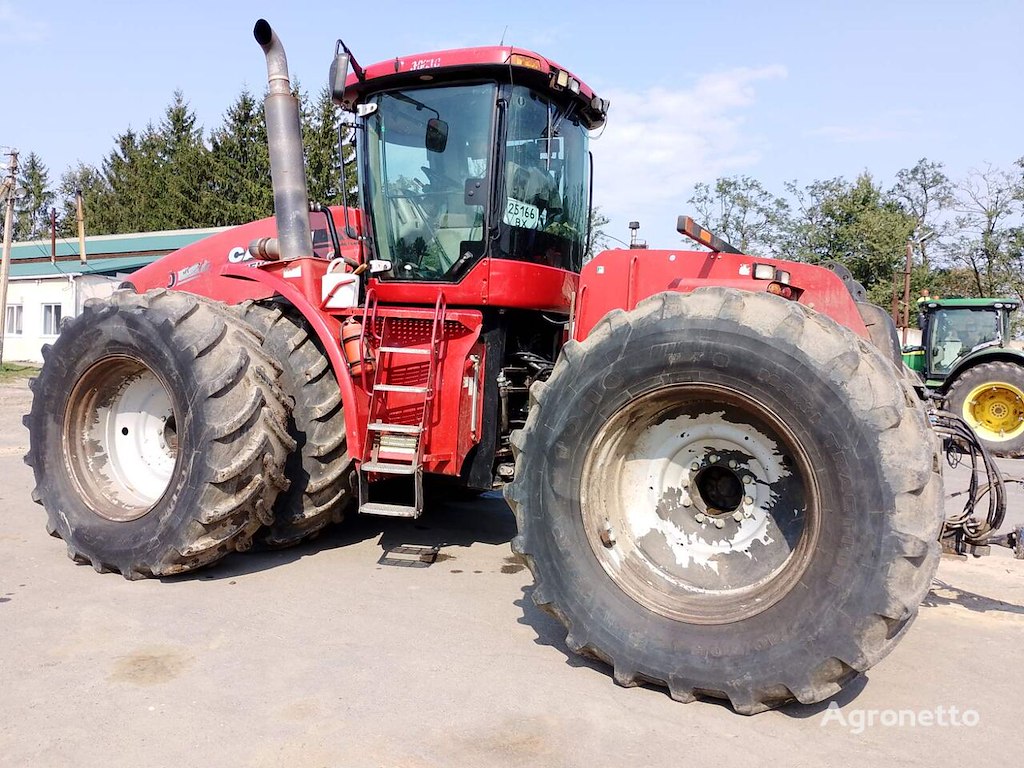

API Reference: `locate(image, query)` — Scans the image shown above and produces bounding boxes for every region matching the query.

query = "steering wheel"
[420,165,465,194]
[386,183,446,275]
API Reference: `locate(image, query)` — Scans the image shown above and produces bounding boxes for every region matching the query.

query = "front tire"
[25,289,294,578]
[946,361,1024,457]
[505,288,943,713]
[236,302,355,547]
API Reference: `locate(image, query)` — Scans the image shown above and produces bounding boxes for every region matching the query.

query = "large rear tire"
[946,361,1024,457]
[505,288,943,713]
[236,302,355,547]
[24,289,294,578]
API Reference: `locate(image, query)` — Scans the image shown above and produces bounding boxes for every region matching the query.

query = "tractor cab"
[906,298,1018,384]
[338,46,608,305]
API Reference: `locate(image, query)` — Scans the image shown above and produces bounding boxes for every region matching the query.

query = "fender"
[574,248,870,342]
[125,208,368,458]
[938,348,1024,393]
[219,260,365,460]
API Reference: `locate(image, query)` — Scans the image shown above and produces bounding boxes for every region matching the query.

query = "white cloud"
[805,108,928,145]
[0,1,47,43]
[590,65,786,245]
[806,125,909,143]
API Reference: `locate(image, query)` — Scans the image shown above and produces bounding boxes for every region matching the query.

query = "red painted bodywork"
[126,206,489,475]
[574,248,869,342]
[123,205,869,480]
[369,258,576,312]
[359,306,484,473]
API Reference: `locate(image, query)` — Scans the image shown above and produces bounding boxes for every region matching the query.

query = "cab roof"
[920,297,1020,311]
[343,45,607,129]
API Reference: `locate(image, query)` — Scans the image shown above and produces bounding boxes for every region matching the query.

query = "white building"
[3,228,228,364]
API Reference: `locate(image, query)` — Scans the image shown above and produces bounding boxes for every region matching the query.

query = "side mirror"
[329,43,350,105]
[426,118,448,153]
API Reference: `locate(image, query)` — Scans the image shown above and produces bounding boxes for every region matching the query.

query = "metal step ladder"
[357,292,446,518]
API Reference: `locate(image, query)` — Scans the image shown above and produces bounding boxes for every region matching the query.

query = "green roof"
[9,255,158,279]
[8,227,227,262]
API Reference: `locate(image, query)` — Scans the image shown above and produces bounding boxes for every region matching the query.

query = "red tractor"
[24,20,942,713]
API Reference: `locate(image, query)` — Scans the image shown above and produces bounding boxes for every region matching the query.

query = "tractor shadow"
[514,585,609,678]
[170,490,517,582]
[921,579,1024,615]
[514,584,872,716]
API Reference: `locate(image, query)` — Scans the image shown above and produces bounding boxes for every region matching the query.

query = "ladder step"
[378,346,430,355]
[374,384,429,394]
[367,423,422,434]
[359,501,421,518]
[362,461,419,475]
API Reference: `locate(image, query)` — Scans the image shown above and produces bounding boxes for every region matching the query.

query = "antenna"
[499,25,508,46]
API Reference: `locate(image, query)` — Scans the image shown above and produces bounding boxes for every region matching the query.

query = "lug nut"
[682,496,692,508]
[744,496,754,506]
[713,518,725,529]
[729,460,737,468]
[694,513,706,524]
[599,522,615,547]
[732,511,744,522]
[710,454,719,463]
[744,476,754,485]
[691,462,700,471]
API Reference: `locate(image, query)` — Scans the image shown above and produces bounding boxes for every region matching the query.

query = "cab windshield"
[363,83,495,280]
[497,85,590,273]
[361,81,591,281]
[930,308,1001,372]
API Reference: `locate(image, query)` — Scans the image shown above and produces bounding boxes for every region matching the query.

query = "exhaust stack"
[254,19,312,261]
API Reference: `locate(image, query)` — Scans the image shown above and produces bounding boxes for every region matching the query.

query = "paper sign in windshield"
[504,198,540,230]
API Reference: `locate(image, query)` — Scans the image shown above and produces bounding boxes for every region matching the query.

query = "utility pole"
[0,150,20,367]
[76,189,87,265]
[901,238,913,345]
[899,230,936,346]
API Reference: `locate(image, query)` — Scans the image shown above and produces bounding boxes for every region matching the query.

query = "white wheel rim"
[581,383,819,624]
[64,356,179,521]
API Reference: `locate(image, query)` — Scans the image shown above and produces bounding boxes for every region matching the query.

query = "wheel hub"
[581,384,818,624]
[964,381,1024,440]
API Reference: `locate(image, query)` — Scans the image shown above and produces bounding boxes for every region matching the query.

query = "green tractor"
[904,297,1024,456]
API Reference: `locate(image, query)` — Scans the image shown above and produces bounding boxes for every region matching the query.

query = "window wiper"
[389,91,440,120]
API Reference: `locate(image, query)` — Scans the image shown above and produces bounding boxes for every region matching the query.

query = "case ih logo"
[167,260,210,288]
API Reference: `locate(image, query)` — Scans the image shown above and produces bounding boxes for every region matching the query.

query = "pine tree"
[55,163,108,238]
[208,88,273,225]
[14,152,54,240]
[303,86,345,205]
[153,90,213,229]
[97,127,156,232]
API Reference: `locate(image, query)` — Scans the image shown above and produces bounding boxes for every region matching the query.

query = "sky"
[1,0,1022,246]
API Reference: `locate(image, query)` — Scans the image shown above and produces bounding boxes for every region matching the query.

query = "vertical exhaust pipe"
[254,19,312,261]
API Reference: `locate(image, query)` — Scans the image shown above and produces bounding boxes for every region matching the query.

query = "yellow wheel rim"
[962,381,1024,441]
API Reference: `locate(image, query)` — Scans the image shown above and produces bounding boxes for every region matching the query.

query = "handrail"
[358,287,378,393]
[426,291,447,404]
